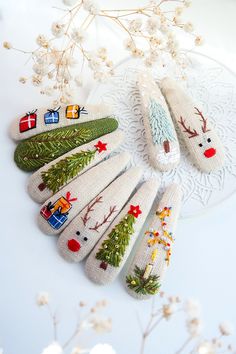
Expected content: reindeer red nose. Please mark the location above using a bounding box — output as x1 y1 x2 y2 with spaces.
204 148 216 158
67 239 81 252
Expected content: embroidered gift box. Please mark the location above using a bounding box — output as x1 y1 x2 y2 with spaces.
40 205 52 220
44 108 60 124
66 105 88 119
51 196 72 214
19 110 37 133
47 210 68 230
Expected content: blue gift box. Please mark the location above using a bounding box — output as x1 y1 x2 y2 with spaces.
44 109 60 124
47 210 68 229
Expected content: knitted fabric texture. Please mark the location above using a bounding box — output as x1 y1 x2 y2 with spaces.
14 117 118 171
28 130 124 203
138 72 180 171
85 178 160 285
10 103 112 141
160 77 225 173
57 167 143 262
125 183 182 300
37 152 130 236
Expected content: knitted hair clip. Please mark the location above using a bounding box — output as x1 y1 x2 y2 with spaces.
14 117 118 172
160 78 225 172
28 130 124 203
85 178 160 285
138 72 180 171
125 183 182 299
10 103 112 141
38 152 130 236
58 167 143 262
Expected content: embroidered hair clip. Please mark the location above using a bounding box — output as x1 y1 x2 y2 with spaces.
125 183 182 299
138 72 180 171
10 103 112 141
160 77 225 172
57 167 143 262
28 130 124 203
38 152 130 236
85 178 160 285
14 117 118 172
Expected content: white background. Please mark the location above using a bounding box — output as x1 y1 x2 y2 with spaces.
0 1 236 354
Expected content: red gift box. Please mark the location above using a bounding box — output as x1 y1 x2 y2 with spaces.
40 205 52 220
19 110 37 133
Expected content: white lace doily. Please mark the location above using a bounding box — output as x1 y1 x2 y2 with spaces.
88 52 236 218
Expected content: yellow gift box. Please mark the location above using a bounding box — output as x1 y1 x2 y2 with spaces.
66 105 79 119
51 197 72 214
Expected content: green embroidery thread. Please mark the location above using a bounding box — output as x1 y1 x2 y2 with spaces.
14 117 118 171
96 213 136 269
148 99 176 153
40 149 97 193
126 265 161 295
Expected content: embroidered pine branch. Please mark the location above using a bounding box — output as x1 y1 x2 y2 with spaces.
194 107 210 133
40 149 96 193
89 206 117 232
178 116 199 138
81 196 103 226
96 213 136 268
148 100 176 153
126 265 161 295
14 117 118 171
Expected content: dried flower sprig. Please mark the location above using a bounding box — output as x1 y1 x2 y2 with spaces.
3 0 203 104
138 291 235 354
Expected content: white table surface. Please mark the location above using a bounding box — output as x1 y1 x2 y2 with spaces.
1 1 236 354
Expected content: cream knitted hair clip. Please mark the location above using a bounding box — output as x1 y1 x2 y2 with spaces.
138 72 180 171
57 167 143 262
160 78 225 172
38 152 130 235
10 103 112 141
125 183 182 299
85 178 160 285
14 117 118 172
28 130 124 203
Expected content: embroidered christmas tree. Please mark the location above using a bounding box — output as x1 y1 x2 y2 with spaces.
14 117 118 171
39 140 108 193
126 265 161 295
96 205 142 270
149 99 176 153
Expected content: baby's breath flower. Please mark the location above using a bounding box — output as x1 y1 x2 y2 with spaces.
32 75 43 86
195 35 204 46
41 342 62 354
97 47 107 60
89 344 116 354
83 0 100 15
33 63 49 76
71 347 87 354
131 47 144 58
36 292 49 306
186 317 203 337
19 77 27 84
41 86 54 96
146 15 161 34
36 35 49 48
124 38 135 51
162 304 176 319
219 321 234 336
184 0 192 7
184 299 201 318
175 7 184 16
3 41 12 49
197 341 216 354
129 18 142 32
184 22 194 32
90 317 112 333
51 22 65 38
71 28 87 43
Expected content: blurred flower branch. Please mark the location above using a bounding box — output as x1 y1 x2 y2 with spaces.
3 0 203 104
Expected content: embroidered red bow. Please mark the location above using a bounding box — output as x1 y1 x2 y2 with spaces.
66 191 77 203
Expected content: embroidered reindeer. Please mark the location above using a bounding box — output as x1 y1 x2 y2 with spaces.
178 107 216 158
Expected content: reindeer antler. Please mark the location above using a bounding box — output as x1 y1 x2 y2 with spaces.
178 116 199 138
194 107 211 133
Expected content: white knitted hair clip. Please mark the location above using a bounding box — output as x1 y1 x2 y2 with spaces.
57 167 143 262
37 152 130 235
160 77 225 172
28 130 124 203
125 183 182 299
138 72 180 171
85 178 160 285
10 103 112 141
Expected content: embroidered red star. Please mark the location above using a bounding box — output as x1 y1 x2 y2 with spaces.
94 140 107 153
128 205 142 218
